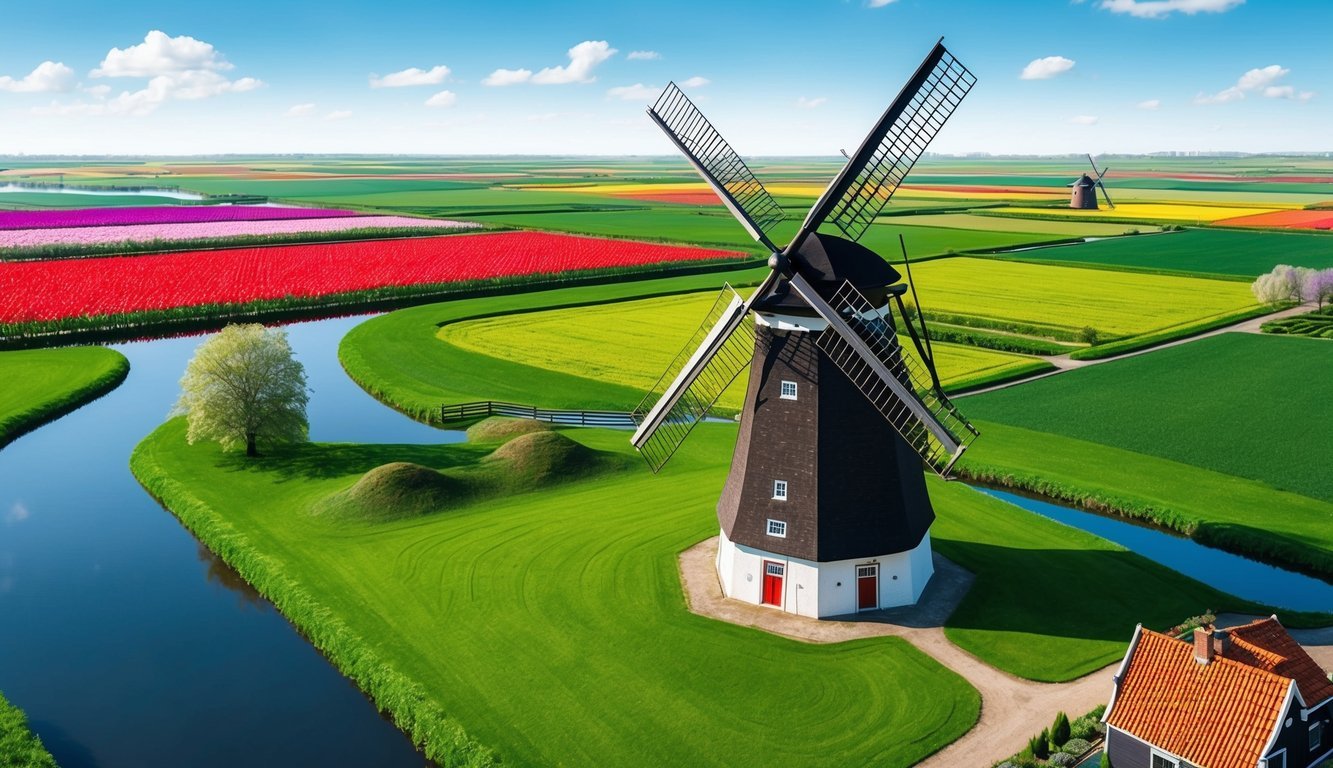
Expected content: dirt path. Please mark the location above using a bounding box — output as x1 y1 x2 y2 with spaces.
679 538 1118 766
958 302 1314 397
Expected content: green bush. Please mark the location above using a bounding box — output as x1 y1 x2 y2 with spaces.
1049 753 1076 767
1051 711 1072 747
1101 752 1114 768
1062 738 1093 756
1032 729 1051 759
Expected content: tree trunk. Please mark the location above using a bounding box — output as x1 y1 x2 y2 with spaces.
246 432 257 457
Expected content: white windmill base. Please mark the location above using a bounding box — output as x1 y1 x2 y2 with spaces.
714 530 934 619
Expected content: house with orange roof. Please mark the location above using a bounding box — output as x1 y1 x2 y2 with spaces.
1103 617 1333 768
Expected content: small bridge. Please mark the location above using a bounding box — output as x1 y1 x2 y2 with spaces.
439 401 637 429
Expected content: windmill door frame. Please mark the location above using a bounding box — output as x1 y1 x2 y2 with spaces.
761 560 785 608
856 564 879 611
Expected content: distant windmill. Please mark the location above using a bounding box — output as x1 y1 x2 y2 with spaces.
631 40 979 617
1070 154 1114 209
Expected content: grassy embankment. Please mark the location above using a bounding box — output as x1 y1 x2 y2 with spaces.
0 692 57 768
133 419 981 767
961 333 1333 578
0 346 129 448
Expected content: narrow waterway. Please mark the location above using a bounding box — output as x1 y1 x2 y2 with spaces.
0 184 205 201
0 315 458 768
973 487 1333 612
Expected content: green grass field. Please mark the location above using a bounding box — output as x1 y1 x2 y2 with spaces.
999 229 1333 277
0 691 57 768
965 333 1333 503
0 346 129 448
437 290 1049 412
882 212 1154 237
905 256 1259 339
133 419 981 767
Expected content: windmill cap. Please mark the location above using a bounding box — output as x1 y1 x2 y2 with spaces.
757 232 901 312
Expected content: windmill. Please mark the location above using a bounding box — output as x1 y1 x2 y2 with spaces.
1070 154 1114 210
630 40 979 617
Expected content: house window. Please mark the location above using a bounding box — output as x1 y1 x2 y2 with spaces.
766 519 787 538
1266 751 1286 768
772 480 788 500
1151 754 1179 768
1312 721 1325 752
780 380 798 400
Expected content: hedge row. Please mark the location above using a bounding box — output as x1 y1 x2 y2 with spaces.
924 323 1073 356
1066 304 1277 361
130 431 499 767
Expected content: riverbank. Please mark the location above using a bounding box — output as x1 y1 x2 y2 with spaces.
0 346 128 449
0 692 57 768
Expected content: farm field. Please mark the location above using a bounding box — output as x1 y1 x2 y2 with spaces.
0 346 129 448
964 333 1333 503
996 228 1333 277
438 290 1049 409
994 202 1288 224
903 256 1258 339
0 232 745 329
884 212 1155 237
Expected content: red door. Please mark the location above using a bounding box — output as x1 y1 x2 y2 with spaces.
857 565 878 611
762 561 784 606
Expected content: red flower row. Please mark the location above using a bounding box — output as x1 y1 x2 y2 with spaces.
0 232 744 323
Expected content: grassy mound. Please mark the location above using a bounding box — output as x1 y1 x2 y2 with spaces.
485 430 619 486
318 462 470 522
465 416 550 443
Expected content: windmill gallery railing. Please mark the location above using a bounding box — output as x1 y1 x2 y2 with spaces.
439 400 637 428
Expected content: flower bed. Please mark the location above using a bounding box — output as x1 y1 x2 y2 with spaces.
0 205 358 230
0 215 476 249
0 231 746 329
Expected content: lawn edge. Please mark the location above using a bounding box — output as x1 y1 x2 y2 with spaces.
0 347 129 450
129 420 501 768
0 690 58 768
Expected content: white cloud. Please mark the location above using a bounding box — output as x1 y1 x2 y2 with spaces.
796 96 827 109
424 90 457 108
607 83 658 101
868 0 899 6
627 50 660 61
1021 56 1076 80
285 102 316 117
1069 115 1099 125
679 76 710 89
531 40 617 85
324 110 352 121
5 502 30 525
1196 64 1303 104
0 61 75 93
92 30 231 77
1137 99 1161 110
1099 0 1243 18
369 65 450 88
483 67 533 87
34 31 260 116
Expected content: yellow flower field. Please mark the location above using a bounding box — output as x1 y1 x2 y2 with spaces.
994 201 1293 223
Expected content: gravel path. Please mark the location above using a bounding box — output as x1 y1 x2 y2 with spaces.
679 538 1118 765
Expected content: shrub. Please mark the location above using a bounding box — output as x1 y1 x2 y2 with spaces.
1050 753 1076 767
1063 738 1093 756
1032 729 1051 760
1078 326 1100 345
1071 709 1107 741
1101 752 1114 768
1051 711 1072 747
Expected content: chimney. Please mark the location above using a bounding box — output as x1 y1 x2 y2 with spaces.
1194 626 1214 664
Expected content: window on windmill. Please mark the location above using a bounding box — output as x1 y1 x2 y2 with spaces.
773 480 788 501
766 519 787 538
780 380 798 400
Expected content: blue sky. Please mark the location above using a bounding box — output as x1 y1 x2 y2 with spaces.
0 0 1329 155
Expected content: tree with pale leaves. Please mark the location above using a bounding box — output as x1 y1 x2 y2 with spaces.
1252 264 1309 304
1302 268 1333 308
174 324 309 457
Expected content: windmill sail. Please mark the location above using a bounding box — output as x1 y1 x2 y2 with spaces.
630 285 760 472
798 42 976 244
1088 155 1115 208
648 83 786 252
787 273 978 476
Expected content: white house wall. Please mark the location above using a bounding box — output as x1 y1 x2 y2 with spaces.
716 530 933 618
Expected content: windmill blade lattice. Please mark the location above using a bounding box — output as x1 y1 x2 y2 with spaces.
1088 155 1116 209
630 285 757 472
788 274 978 476
648 83 786 250
800 43 976 244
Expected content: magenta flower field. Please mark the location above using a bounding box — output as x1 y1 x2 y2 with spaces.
0 215 480 248
0 205 360 230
